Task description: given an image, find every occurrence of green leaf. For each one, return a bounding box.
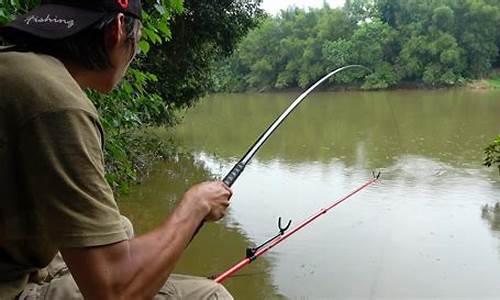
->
[172,0,183,13]
[122,81,134,95]
[138,40,150,55]
[158,21,170,37]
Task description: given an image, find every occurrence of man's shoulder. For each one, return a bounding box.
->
[0,51,99,125]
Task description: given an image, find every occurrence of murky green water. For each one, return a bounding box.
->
[120,90,500,299]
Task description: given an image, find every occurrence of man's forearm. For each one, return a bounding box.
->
[62,200,208,300]
[123,199,209,298]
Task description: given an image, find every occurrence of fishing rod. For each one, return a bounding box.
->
[222,65,371,187]
[213,172,381,283]
[192,65,371,237]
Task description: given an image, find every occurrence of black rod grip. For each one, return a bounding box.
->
[223,162,246,187]
[190,162,246,242]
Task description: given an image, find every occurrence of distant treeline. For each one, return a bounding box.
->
[214,0,500,91]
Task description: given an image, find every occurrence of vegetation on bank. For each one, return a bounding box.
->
[1,0,263,192]
[213,0,500,92]
[485,135,500,174]
[487,76,500,89]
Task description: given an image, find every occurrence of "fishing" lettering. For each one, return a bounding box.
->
[24,14,75,29]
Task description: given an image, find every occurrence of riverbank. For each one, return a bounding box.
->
[232,77,500,94]
[105,128,180,194]
[468,77,500,90]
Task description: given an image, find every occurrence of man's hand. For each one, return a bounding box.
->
[181,181,233,222]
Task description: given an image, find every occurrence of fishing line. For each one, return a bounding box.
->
[365,94,408,295]
[387,95,407,163]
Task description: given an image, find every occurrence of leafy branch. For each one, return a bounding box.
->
[485,135,500,174]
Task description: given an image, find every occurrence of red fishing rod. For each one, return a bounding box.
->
[213,172,381,283]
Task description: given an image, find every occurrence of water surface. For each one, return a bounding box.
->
[121,90,500,299]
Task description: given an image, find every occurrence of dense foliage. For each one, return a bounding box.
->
[215,0,500,91]
[1,0,262,192]
[143,0,264,112]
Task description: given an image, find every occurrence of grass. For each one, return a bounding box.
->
[487,76,500,89]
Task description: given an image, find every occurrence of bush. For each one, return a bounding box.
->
[485,135,500,174]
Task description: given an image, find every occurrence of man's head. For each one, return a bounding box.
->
[0,0,143,92]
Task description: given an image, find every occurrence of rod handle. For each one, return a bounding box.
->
[190,163,245,242]
[223,162,246,187]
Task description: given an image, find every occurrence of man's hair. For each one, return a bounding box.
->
[1,14,138,70]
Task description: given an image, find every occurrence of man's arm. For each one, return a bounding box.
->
[18,111,232,299]
[61,181,231,300]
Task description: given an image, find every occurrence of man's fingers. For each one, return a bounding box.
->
[205,209,226,222]
[219,181,233,197]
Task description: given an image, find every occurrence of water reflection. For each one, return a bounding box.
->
[482,202,500,233]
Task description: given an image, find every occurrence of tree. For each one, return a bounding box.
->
[456,0,500,77]
[215,0,500,91]
[485,135,500,174]
[344,0,375,23]
[142,0,263,112]
[322,19,399,88]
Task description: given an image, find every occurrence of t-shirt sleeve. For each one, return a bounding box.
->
[17,109,128,248]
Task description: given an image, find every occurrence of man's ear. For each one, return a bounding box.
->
[105,13,126,51]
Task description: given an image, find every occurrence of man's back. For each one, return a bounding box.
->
[0,51,126,299]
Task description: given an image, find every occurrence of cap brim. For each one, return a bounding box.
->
[0,4,107,40]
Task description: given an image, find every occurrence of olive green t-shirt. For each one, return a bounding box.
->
[0,51,128,299]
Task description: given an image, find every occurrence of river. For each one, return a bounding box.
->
[120,90,500,299]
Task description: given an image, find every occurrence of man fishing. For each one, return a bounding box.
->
[0,1,233,299]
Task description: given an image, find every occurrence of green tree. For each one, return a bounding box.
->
[216,0,500,91]
[457,0,499,77]
[239,17,285,89]
[143,0,263,111]
[219,5,358,91]
[323,19,399,88]
[485,135,500,174]
[344,0,376,23]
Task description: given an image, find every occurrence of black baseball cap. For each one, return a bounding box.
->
[0,0,142,40]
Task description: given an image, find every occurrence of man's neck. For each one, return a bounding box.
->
[63,61,112,93]
[63,61,95,90]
